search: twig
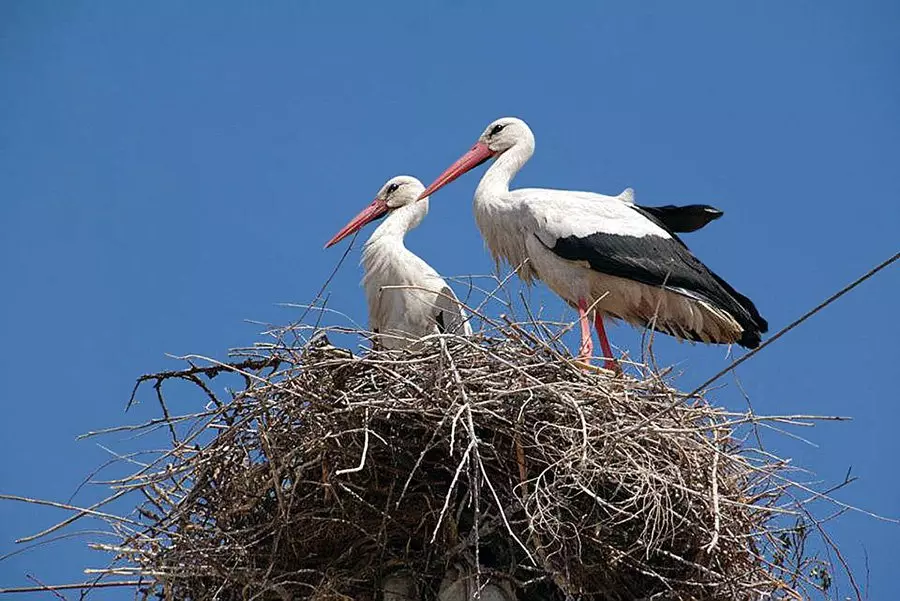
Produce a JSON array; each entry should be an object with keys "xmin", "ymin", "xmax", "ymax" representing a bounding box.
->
[
  {"xmin": 335, "ymin": 407, "xmax": 371, "ymax": 475},
  {"xmin": 0, "ymin": 492, "xmax": 137, "ymax": 543},
  {"xmin": 704, "ymin": 428, "xmax": 722, "ymax": 554},
  {"xmin": 0, "ymin": 581, "xmax": 142, "ymax": 594},
  {"xmin": 126, "ymin": 357, "xmax": 279, "ymax": 411},
  {"xmin": 24, "ymin": 574, "xmax": 69, "ymax": 601}
]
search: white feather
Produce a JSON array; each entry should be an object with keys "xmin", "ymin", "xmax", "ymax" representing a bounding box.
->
[
  {"xmin": 514, "ymin": 188, "xmax": 671, "ymax": 240},
  {"xmin": 617, "ymin": 187, "xmax": 635, "ymax": 203}
]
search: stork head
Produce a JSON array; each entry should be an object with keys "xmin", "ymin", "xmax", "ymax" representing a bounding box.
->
[
  {"xmin": 324, "ymin": 176, "xmax": 426, "ymax": 248},
  {"xmin": 419, "ymin": 117, "xmax": 533, "ymax": 199},
  {"xmin": 478, "ymin": 117, "xmax": 532, "ymax": 154},
  {"xmin": 379, "ymin": 175, "xmax": 426, "ymax": 208}
]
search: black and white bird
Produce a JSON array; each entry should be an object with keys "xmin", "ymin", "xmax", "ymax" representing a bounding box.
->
[
  {"xmin": 325, "ymin": 175, "xmax": 472, "ymax": 350},
  {"xmin": 419, "ymin": 117, "xmax": 767, "ymax": 371}
]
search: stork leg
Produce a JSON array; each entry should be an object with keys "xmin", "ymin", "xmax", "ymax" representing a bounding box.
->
[
  {"xmin": 593, "ymin": 313, "xmax": 621, "ymax": 373},
  {"xmin": 576, "ymin": 298, "xmax": 594, "ymax": 362}
]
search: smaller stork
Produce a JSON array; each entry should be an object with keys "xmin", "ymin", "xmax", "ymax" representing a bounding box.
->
[{"xmin": 325, "ymin": 176, "xmax": 472, "ymax": 350}]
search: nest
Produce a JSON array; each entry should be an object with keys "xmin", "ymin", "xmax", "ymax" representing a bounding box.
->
[{"xmin": 86, "ymin": 316, "xmax": 841, "ymax": 601}]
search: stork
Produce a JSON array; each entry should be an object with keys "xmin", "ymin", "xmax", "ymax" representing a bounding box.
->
[
  {"xmin": 419, "ymin": 117, "xmax": 767, "ymax": 371},
  {"xmin": 325, "ymin": 175, "xmax": 472, "ymax": 350}
]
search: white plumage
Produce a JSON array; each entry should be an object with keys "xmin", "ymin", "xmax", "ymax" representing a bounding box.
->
[{"xmin": 326, "ymin": 176, "xmax": 472, "ymax": 351}]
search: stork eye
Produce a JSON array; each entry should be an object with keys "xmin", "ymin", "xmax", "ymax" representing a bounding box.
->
[
  {"xmin": 490, "ymin": 123, "xmax": 506, "ymax": 136},
  {"xmin": 386, "ymin": 183, "xmax": 400, "ymax": 195}
]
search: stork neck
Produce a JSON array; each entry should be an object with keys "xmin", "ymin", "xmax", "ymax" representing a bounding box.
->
[
  {"xmin": 476, "ymin": 136, "xmax": 535, "ymax": 200},
  {"xmin": 366, "ymin": 199, "xmax": 428, "ymax": 246}
]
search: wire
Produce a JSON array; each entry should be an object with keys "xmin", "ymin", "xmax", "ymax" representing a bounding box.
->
[
  {"xmin": 684, "ymin": 251, "xmax": 899, "ymax": 400},
  {"xmin": 287, "ymin": 231, "xmax": 359, "ymax": 332}
]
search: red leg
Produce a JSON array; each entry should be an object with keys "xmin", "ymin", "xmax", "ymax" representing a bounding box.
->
[
  {"xmin": 593, "ymin": 313, "xmax": 621, "ymax": 373},
  {"xmin": 576, "ymin": 298, "xmax": 593, "ymax": 362}
]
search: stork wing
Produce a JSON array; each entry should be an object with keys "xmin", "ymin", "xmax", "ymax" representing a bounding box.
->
[
  {"xmin": 636, "ymin": 204, "xmax": 724, "ymax": 233},
  {"xmin": 524, "ymin": 192, "xmax": 767, "ymax": 344},
  {"xmin": 433, "ymin": 285, "xmax": 472, "ymax": 337},
  {"xmin": 543, "ymin": 230, "xmax": 766, "ymax": 343}
]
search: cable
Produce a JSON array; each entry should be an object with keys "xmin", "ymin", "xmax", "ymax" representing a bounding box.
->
[{"xmin": 684, "ymin": 251, "xmax": 899, "ymax": 400}]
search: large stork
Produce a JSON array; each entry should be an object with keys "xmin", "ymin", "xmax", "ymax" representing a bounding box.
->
[
  {"xmin": 420, "ymin": 117, "xmax": 767, "ymax": 371},
  {"xmin": 326, "ymin": 175, "xmax": 472, "ymax": 350}
]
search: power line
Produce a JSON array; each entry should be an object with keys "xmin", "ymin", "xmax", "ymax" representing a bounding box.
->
[{"xmin": 684, "ymin": 251, "xmax": 899, "ymax": 400}]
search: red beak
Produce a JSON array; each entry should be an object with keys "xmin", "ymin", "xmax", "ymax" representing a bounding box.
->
[
  {"xmin": 324, "ymin": 198, "xmax": 389, "ymax": 248},
  {"xmin": 418, "ymin": 141, "xmax": 495, "ymax": 200}
]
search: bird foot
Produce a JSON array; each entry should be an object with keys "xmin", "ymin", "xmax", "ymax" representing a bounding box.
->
[
  {"xmin": 603, "ymin": 358, "xmax": 623, "ymax": 375},
  {"xmin": 572, "ymin": 358, "xmax": 613, "ymax": 374},
  {"xmin": 570, "ymin": 357, "xmax": 624, "ymax": 377}
]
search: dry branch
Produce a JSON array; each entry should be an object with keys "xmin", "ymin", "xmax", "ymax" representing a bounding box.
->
[{"xmin": 2, "ymin": 295, "xmax": 856, "ymax": 600}]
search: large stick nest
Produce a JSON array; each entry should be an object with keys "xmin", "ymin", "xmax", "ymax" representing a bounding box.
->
[{"xmin": 104, "ymin": 319, "xmax": 836, "ymax": 601}]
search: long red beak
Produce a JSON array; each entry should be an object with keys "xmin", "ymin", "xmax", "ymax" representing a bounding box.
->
[
  {"xmin": 324, "ymin": 198, "xmax": 389, "ymax": 248},
  {"xmin": 418, "ymin": 141, "xmax": 495, "ymax": 200}
]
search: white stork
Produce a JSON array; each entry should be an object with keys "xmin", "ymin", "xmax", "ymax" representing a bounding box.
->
[
  {"xmin": 325, "ymin": 175, "xmax": 472, "ymax": 350},
  {"xmin": 419, "ymin": 117, "xmax": 767, "ymax": 371}
]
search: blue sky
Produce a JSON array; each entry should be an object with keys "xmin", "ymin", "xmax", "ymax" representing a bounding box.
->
[{"xmin": 1, "ymin": 1, "xmax": 898, "ymax": 598}]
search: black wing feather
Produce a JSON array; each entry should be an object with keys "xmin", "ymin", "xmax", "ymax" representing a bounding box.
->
[
  {"xmin": 637, "ymin": 204, "xmax": 723, "ymax": 233},
  {"xmin": 548, "ymin": 230, "xmax": 768, "ymax": 347}
]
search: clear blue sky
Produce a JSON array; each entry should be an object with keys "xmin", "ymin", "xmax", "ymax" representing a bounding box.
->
[{"xmin": 1, "ymin": 2, "xmax": 898, "ymax": 598}]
